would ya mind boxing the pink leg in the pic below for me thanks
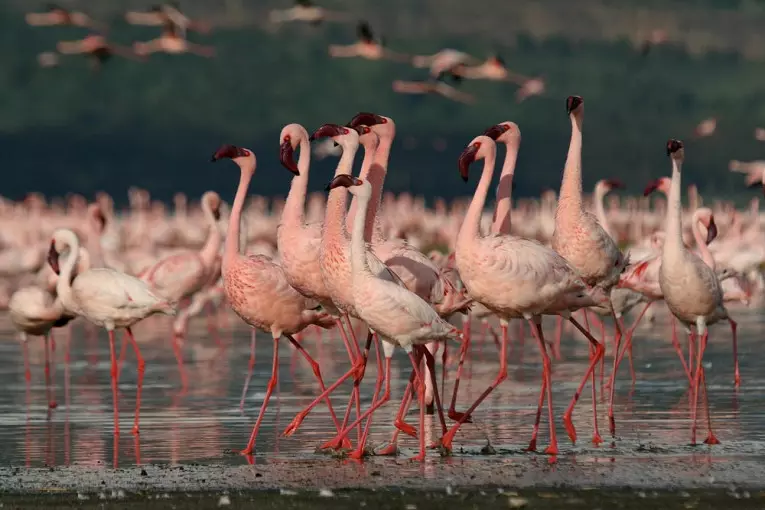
[408,349,428,462]
[599,319,606,387]
[554,315,563,360]
[239,329,257,412]
[440,322,508,452]
[583,311,603,445]
[690,328,708,445]
[44,333,57,410]
[528,318,558,454]
[447,328,472,423]
[125,327,145,435]
[284,334,345,436]
[107,330,120,437]
[241,335,280,455]
[422,346,447,436]
[22,340,31,382]
[700,365,720,445]
[729,319,740,388]
[562,317,605,445]
[117,331,128,381]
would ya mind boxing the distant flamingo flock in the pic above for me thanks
[5,96,764,460]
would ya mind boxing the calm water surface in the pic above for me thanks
[0,304,762,470]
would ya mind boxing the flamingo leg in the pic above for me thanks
[667,317,693,383]
[172,334,188,392]
[447,327,472,422]
[690,327,707,446]
[729,318,740,388]
[239,329,257,412]
[423,346,447,436]
[117,331,128,381]
[583,311,603,445]
[700,365,720,445]
[22,340,31,382]
[44,333,57,411]
[376,378,417,456]
[241,336,280,455]
[562,317,605,445]
[345,356,392,459]
[529,318,558,454]
[125,327,145,435]
[408,348,428,462]
[49,331,57,406]
[553,315,563,360]
[284,334,345,436]
[108,330,120,437]
[440,322,508,452]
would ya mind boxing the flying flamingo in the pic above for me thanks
[26,4,100,29]
[269,0,351,25]
[328,21,410,62]
[552,96,627,442]
[392,72,475,104]
[48,228,176,436]
[210,144,342,456]
[55,33,144,71]
[326,176,460,461]
[446,133,608,454]
[124,3,211,35]
[133,23,215,58]
[659,139,735,445]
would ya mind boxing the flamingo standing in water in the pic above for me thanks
[552,96,627,442]
[280,125,406,458]
[445,133,607,454]
[48,229,176,436]
[210,145,342,456]
[327,176,460,461]
[659,139,734,445]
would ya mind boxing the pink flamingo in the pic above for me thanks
[48,228,176,436]
[446,133,608,454]
[280,125,406,457]
[328,175,460,461]
[210,144,341,456]
[552,96,627,442]
[659,139,734,445]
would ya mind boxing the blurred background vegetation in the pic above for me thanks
[3,0,765,205]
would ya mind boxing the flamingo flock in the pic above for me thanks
[3,96,761,460]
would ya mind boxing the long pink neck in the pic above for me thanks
[557,114,583,218]
[199,202,222,270]
[691,214,715,269]
[281,138,311,228]
[491,141,519,235]
[324,143,358,242]
[223,163,254,273]
[346,140,379,240]
[593,186,612,238]
[457,147,497,249]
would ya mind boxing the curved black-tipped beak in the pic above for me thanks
[482,124,506,141]
[212,206,221,221]
[347,112,385,129]
[310,124,346,142]
[643,180,661,196]
[211,144,245,162]
[458,145,478,182]
[279,140,300,176]
[48,241,60,275]
[706,217,718,245]
[566,95,583,114]
[325,174,362,191]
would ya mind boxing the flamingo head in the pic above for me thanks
[210,144,253,164]
[458,135,495,182]
[87,203,107,232]
[352,125,379,151]
[597,178,625,194]
[566,95,583,115]
[48,241,60,275]
[310,124,359,151]
[695,208,718,244]
[347,112,395,138]
[643,176,671,196]
[278,124,308,176]
[325,175,369,197]
[482,121,520,146]
[202,191,222,221]
[666,138,684,162]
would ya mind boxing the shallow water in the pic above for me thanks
[0,304,762,475]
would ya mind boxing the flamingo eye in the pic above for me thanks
[473,142,481,149]
[381,118,388,124]
[284,135,291,142]
[503,125,511,132]
[363,127,371,134]
[342,128,349,135]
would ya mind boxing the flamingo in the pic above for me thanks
[327,176,460,461]
[210,144,341,456]
[56,34,143,70]
[124,3,211,35]
[280,125,406,456]
[328,21,410,62]
[269,0,351,25]
[552,95,627,442]
[659,139,735,445]
[391,72,475,104]
[47,228,176,436]
[26,4,100,29]
[446,133,608,454]
[133,23,215,58]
